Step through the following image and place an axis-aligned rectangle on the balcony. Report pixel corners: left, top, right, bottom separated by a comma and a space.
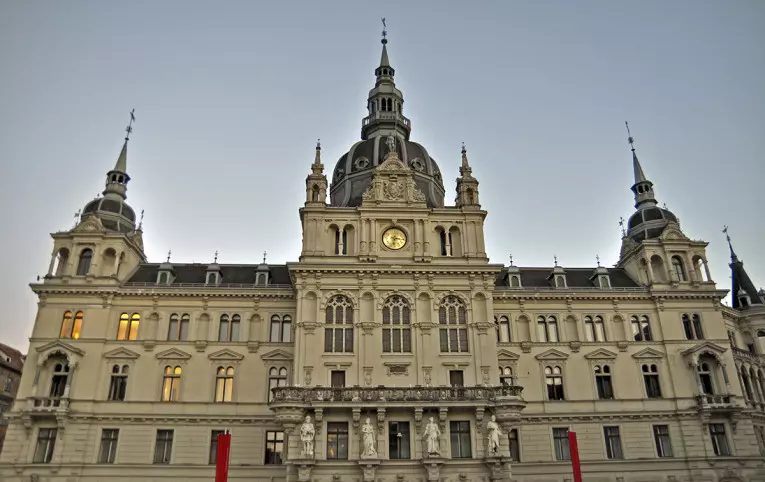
361, 111, 411, 128
732, 347, 761, 365
270, 385, 523, 409
25, 396, 70, 417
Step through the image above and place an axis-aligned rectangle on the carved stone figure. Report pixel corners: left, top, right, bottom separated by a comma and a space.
300, 415, 315, 458
386, 133, 396, 154
361, 417, 378, 458
424, 417, 441, 456
487, 415, 502, 455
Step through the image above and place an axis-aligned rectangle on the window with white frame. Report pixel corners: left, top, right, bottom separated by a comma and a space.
324, 296, 354, 352
495, 315, 511, 343
536, 316, 559, 342
642, 364, 662, 398
584, 315, 606, 342
682, 313, 704, 340
270, 315, 292, 343
439, 296, 468, 353
218, 314, 241, 342
268, 367, 288, 401
594, 365, 614, 399
214, 366, 234, 402
545, 366, 565, 400
383, 295, 411, 353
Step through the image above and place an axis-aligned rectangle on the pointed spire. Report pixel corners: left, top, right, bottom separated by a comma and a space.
625, 122, 657, 209
314, 138, 322, 166
380, 17, 390, 67
724, 226, 761, 309
723, 225, 737, 261
114, 139, 128, 172
102, 110, 135, 201
626, 121, 647, 183
459, 142, 473, 178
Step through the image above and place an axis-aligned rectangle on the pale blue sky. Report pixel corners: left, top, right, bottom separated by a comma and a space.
1, 1, 763, 351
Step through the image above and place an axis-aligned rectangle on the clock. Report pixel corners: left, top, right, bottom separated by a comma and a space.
382, 227, 407, 250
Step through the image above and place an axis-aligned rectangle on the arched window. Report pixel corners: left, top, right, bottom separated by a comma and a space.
48, 362, 70, 400
594, 365, 614, 399
697, 360, 715, 395
383, 295, 411, 353
167, 313, 190, 341
671, 256, 686, 282
438, 228, 453, 257
53, 248, 69, 276
324, 296, 354, 353
495, 316, 511, 343
218, 314, 240, 342
117, 313, 140, 341
334, 227, 347, 255
270, 315, 292, 343
214, 366, 235, 402
76, 248, 93, 275
510, 275, 520, 288
157, 272, 170, 284
59, 311, 83, 339
536, 316, 559, 343
311, 185, 320, 202
584, 316, 606, 342
681, 313, 704, 340
631, 315, 652, 342
499, 366, 514, 386
642, 364, 662, 398
439, 295, 468, 353
161, 366, 182, 401
268, 367, 288, 402
108, 364, 129, 401
544, 366, 564, 400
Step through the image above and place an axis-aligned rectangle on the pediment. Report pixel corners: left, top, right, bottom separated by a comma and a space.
584, 348, 618, 360
535, 348, 569, 361
155, 348, 192, 360
631, 347, 665, 359
260, 349, 294, 362
681, 342, 727, 357
73, 215, 104, 233
35, 340, 85, 357
497, 349, 520, 361
208, 348, 244, 361
103, 347, 141, 360
660, 226, 689, 241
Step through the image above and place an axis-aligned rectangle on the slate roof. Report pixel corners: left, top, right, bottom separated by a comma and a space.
0, 342, 25, 373
126, 264, 292, 286
495, 267, 640, 289
730, 258, 762, 309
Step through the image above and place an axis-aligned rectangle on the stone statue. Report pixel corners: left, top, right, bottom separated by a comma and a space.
487, 415, 502, 455
424, 417, 441, 456
386, 133, 396, 154
300, 415, 315, 458
361, 417, 378, 458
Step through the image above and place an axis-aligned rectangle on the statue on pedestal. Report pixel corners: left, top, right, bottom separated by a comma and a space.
487, 415, 502, 455
424, 417, 441, 456
361, 417, 378, 458
300, 415, 315, 458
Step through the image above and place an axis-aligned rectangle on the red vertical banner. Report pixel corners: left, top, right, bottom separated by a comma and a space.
215, 432, 232, 482
568, 431, 582, 482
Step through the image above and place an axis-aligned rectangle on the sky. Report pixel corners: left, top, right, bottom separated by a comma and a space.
1, 1, 764, 352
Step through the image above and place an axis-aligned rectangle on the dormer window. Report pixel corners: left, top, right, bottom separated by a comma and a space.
255, 272, 269, 286
738, 288, 751, 308
598, 275, 610, 288
554, 275, 567, 288
157, 271, 172, 285
206, 272, 219, 286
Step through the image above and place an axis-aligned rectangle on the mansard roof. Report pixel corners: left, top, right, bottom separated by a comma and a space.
495, 267, 639, 288
126, 263, 292, 286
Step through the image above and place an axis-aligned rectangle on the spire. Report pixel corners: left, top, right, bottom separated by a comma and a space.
455, 142, 480, 208
361, 20, 411, 141
103, 110, 135, 201
313, 138, 322, 166
724, 226, 762, 309
459, 142, 472, 177
625, 122, 657, 209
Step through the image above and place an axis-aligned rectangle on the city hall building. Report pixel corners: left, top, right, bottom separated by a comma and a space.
1, 34, 765, 482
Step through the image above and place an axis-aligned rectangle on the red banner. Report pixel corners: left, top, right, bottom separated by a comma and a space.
215, 432, 232, 482
568, 431, 582, 482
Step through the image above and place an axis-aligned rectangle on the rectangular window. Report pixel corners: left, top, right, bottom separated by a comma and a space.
153, 430, 174, 464
326, 422, 349, 460
209, 430, 225, 465
439, 327, 469, 353
653, 425, 673, 457
449, 370, 464, 387
33, 428, 57, 463
596, 370, 614, 400
330, 370, 346, 388
324, 327, 354, 353
553, 427, 570, 461
603, 426, 623, 459
450, 421, 472, 458
709, 423, 731, 456
98, 429, 119, 464
265, 430, 284, 465
508, 429, 520, 461
388, 422, 411, 460
644, 373, 662, 398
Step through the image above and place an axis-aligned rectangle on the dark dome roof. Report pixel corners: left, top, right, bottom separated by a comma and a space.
627, 206, 678, 242
82, 197, 136, 233
329, 135, 445, 208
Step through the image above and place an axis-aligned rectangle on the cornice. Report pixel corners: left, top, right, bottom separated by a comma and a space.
30, 285, 295, 300
493, 290, 727, 303
288, 265, 505, 277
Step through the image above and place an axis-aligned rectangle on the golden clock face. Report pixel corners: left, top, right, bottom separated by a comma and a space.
382, 227, 407, 250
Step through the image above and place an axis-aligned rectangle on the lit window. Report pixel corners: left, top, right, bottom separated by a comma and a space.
161, 366, 182, 402
117, 313, 140, 341
214, 366, 234, 402
60, 311, 83, 339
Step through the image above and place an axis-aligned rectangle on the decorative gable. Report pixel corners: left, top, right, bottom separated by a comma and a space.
208, 348, 244, 361
360, 148, 427, 207
535, 348, 569, 361
103, 347, 141, 360
155, 348, 192, 360
584, 348, 618, 360
35, 340, 85, 357
681, 342, 727, 357
497, 349, 520, 361
260, 349, 293, 363
631, 347, 665, 359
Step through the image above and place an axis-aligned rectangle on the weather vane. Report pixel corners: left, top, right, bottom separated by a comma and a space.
138, 209, 145, 230
381, 17, 387, 44
722, 225, 730, 243
263, 251, 268, 264
125, 109, 136, 141
166, 250, 171, 263
554, 255, 558, 267
625, 121, 635, 151
596, 254, 601, 267
508, 253, 513, 266
618, 217, 626, 237
214, 250, 219, 263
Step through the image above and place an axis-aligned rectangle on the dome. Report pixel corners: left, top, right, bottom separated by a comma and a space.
329, 135, 445, 208
627, 206, 678, 242
81, 196, 136, 234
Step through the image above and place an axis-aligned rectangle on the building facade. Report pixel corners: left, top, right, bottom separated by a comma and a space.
1, 35, 765, 482
0, 342, 25, 456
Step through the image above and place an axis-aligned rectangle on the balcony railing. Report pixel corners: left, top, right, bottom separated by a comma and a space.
696, 394, 736, 410
362, 111, 411, 127
122, 282, 292, 289
494, 285, 647, 292
27, 396, 69, 413
732, 347, 760, 364
270, 385, 523, 405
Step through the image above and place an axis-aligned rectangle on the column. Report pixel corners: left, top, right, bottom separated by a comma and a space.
421, 220, 430, 255
47, 249, 57, 276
